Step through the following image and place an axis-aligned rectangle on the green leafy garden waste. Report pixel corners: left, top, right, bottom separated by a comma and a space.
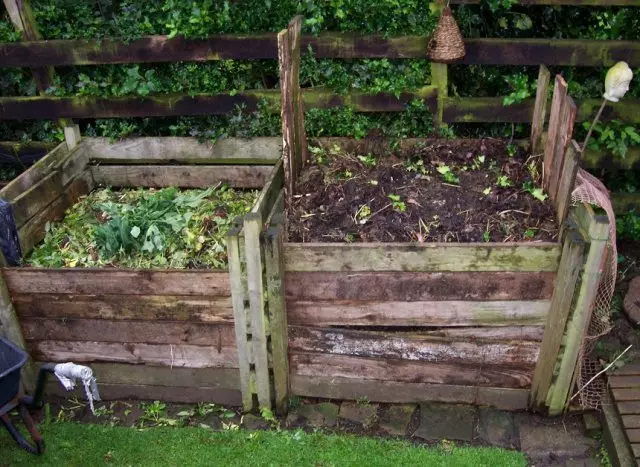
25, 185, 258, 269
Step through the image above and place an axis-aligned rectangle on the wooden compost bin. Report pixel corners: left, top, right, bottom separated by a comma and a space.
0, 129, 282, 404
228, 21, 610, 416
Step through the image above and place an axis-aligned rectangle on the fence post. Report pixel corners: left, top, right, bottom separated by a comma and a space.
546, 204, 609, 415
530, 65, 550, 157
2, 0, 70, 127
278, 15, 307, 209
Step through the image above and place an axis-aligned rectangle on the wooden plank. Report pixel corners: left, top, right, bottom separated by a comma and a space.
617, 401, 640, 415
548, 214, 609, 415
3, 268, 230, 296
17, 171, 91, 255
395, 326, 545, 341
285, 271, 555, 301
443, 97, 533, 123
530, 65, 551, 157
284, 243, 561, 273
291, 375, 529, 410
611, 364, 640, 376
543, 75, 568, 191
13, 294, 233, 323
29, 340, 238, 368
548, 96, 577, 202
628, 429, 640, 444
290, 352, 534, 388
244, 213, 271, 409
67, 362, 240, 390
288, 300, 550, 327
555, 141, 580, 224
0, 141, 68, 202
610, 376, 640, 388
622, 416, 640, 429
83, 137, 281, 165
2, 35, 640, 67
21, 318, 235, 347
613, 388, 640, 402
250, 160, 284, 224
530, 231, 585, 409
601, 392, 637, 467
632, 444, 640, 458
227, 225, 253, 411
10, 170, 65, 227
91, 165, 272, 189
279, 23, 295, 204
265, 224, 289, 413
289, 326, 541, 366
45, 382, 242, 406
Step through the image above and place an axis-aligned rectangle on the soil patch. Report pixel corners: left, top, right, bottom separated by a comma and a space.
288, 139, 558, 243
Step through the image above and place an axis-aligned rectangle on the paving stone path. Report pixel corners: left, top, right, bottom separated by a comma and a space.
279, 401, 602, 466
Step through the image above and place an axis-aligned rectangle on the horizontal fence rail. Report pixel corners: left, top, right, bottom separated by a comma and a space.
0, 36, 639, 67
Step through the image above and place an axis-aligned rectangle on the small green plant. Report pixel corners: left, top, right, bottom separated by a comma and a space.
502, 73, 534, 106
357, 396, 370, 406
93, 405, 114, 418
355, 204, 372, 224
482, 187, 492, 196
524, 228, 537, 238
309, 145, 328, 164
140, 401, 170, 426
405, 158, 429, 175
523, 181, 548, 202
505, 144, 517, 158
471, 155, 486, 170
436, 165, 460, 184
344, 233, 355, 243
260, 407, 280, 429
388, 194, 406, 212
483, 230, 491, 242
496, 175, 512, 188
583, 120, 640, 159
357, 153, 377, 168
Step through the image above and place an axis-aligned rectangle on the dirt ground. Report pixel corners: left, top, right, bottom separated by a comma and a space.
288, 139, 558, 243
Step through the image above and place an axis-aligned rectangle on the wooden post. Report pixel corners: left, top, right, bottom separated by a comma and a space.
430, 0, 448, 131
244, 213, 272, 410
530, 229, 585, 410
64, 124, 81, 150
542, 75, 568, 192
547, 204, 609, 415
555, 141, 580, 225
278, 16, 307, 208
548, 96, 577, 203
227, 222, 253, 411
2, 0, 70, 127
530, 65, 550, 157
264, 221, 289, 414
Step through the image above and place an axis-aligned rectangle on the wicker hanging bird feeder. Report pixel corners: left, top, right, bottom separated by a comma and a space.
427, 6, 466, 63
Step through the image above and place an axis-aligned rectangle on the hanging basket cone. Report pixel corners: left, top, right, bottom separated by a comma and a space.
427, 6, 466, 63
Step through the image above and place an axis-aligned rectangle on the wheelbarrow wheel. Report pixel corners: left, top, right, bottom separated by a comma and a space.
1, 404, 45, 455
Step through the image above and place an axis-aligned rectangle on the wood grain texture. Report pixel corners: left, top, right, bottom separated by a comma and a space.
288, 326, 541, 366
3, 268, 230, 296
285, 271, 556, 301
287, 300, 550, 327
543, 75, 568, 191
627, 429, 640, 444
91, 165, 272, 189
616, 401, 640, 415
29, 340, 238, 368
611, 364, 640, 376
284, 243, 561, 272
610, 376, 640, 388
290, 375, 529, 410
555, 142, 580, 224
548, 96, 577, 202
250, 160, 284, 223
13, 293, 233, 323
290, 352, 534, 388
22, 318, 235, 347
531, 65, 551, 157
613, 388, 640, 402
45, 381, 242, 406
83, 137, 281, 165
622, 415, 640, 429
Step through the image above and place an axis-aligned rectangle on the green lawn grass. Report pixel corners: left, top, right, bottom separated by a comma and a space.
1, 422, 528, 466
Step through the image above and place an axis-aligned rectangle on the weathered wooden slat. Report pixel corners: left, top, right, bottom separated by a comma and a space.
91, 164, 272, 189
285, 271, 555, 301
443, 97, 534, 123
83, 137, 281, 165
288, 300, 550, 327
627, 429, 640, 444
22, 318, 235, 347
288, 326, 541, 366
530, 65, 551, 157
611, 364, 640, 376
291, 375, 529, 410
3, 268, 230, 295
250, 160, 284, 224
3, 36, 639, 67
10, 170, 65, 227
543, 75, 568, 191
530, 231, 585, 409
633, 444, 640, 458
617, 401, 640, 415
17, 171, 92, 255
393, 326, 544, 341
555, 141, 580, 224
548, 96, 577, 203
62, 362, 240, 389
622, 415, 640, 429
290, 352, 533, 388
284, 243, 561, 273
582, 147, 640, 170
613, 388, 640, 402
29, 340, 238, 368
13, 293, 233, 322
45, 381, 242, 406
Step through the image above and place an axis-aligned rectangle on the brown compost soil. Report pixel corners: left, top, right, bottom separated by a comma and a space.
288, 139, 558, 243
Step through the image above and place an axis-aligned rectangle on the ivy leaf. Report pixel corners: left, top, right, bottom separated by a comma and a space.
514, 14, 533, 30
530, 188, 548, 202
130, 226, 141, 238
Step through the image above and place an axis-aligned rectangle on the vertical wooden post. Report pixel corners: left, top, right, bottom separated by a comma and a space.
555, 141, 580, 226
278, 16, 307, 208
543, 75, 568, 192
2, 0, 69, 126
547, 205, 609, 415
244, 213, 272, 410
227, 223, 253, 411
530, 65, 551, 157
430, 0, 448, 130
548, 96, 577, 203
530, 229, 585, 409
64, 124, 82, 150
264, 221, 289, 414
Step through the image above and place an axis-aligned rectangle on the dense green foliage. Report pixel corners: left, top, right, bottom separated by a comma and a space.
1, 422, 528, 466
26, 185, 257, 268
